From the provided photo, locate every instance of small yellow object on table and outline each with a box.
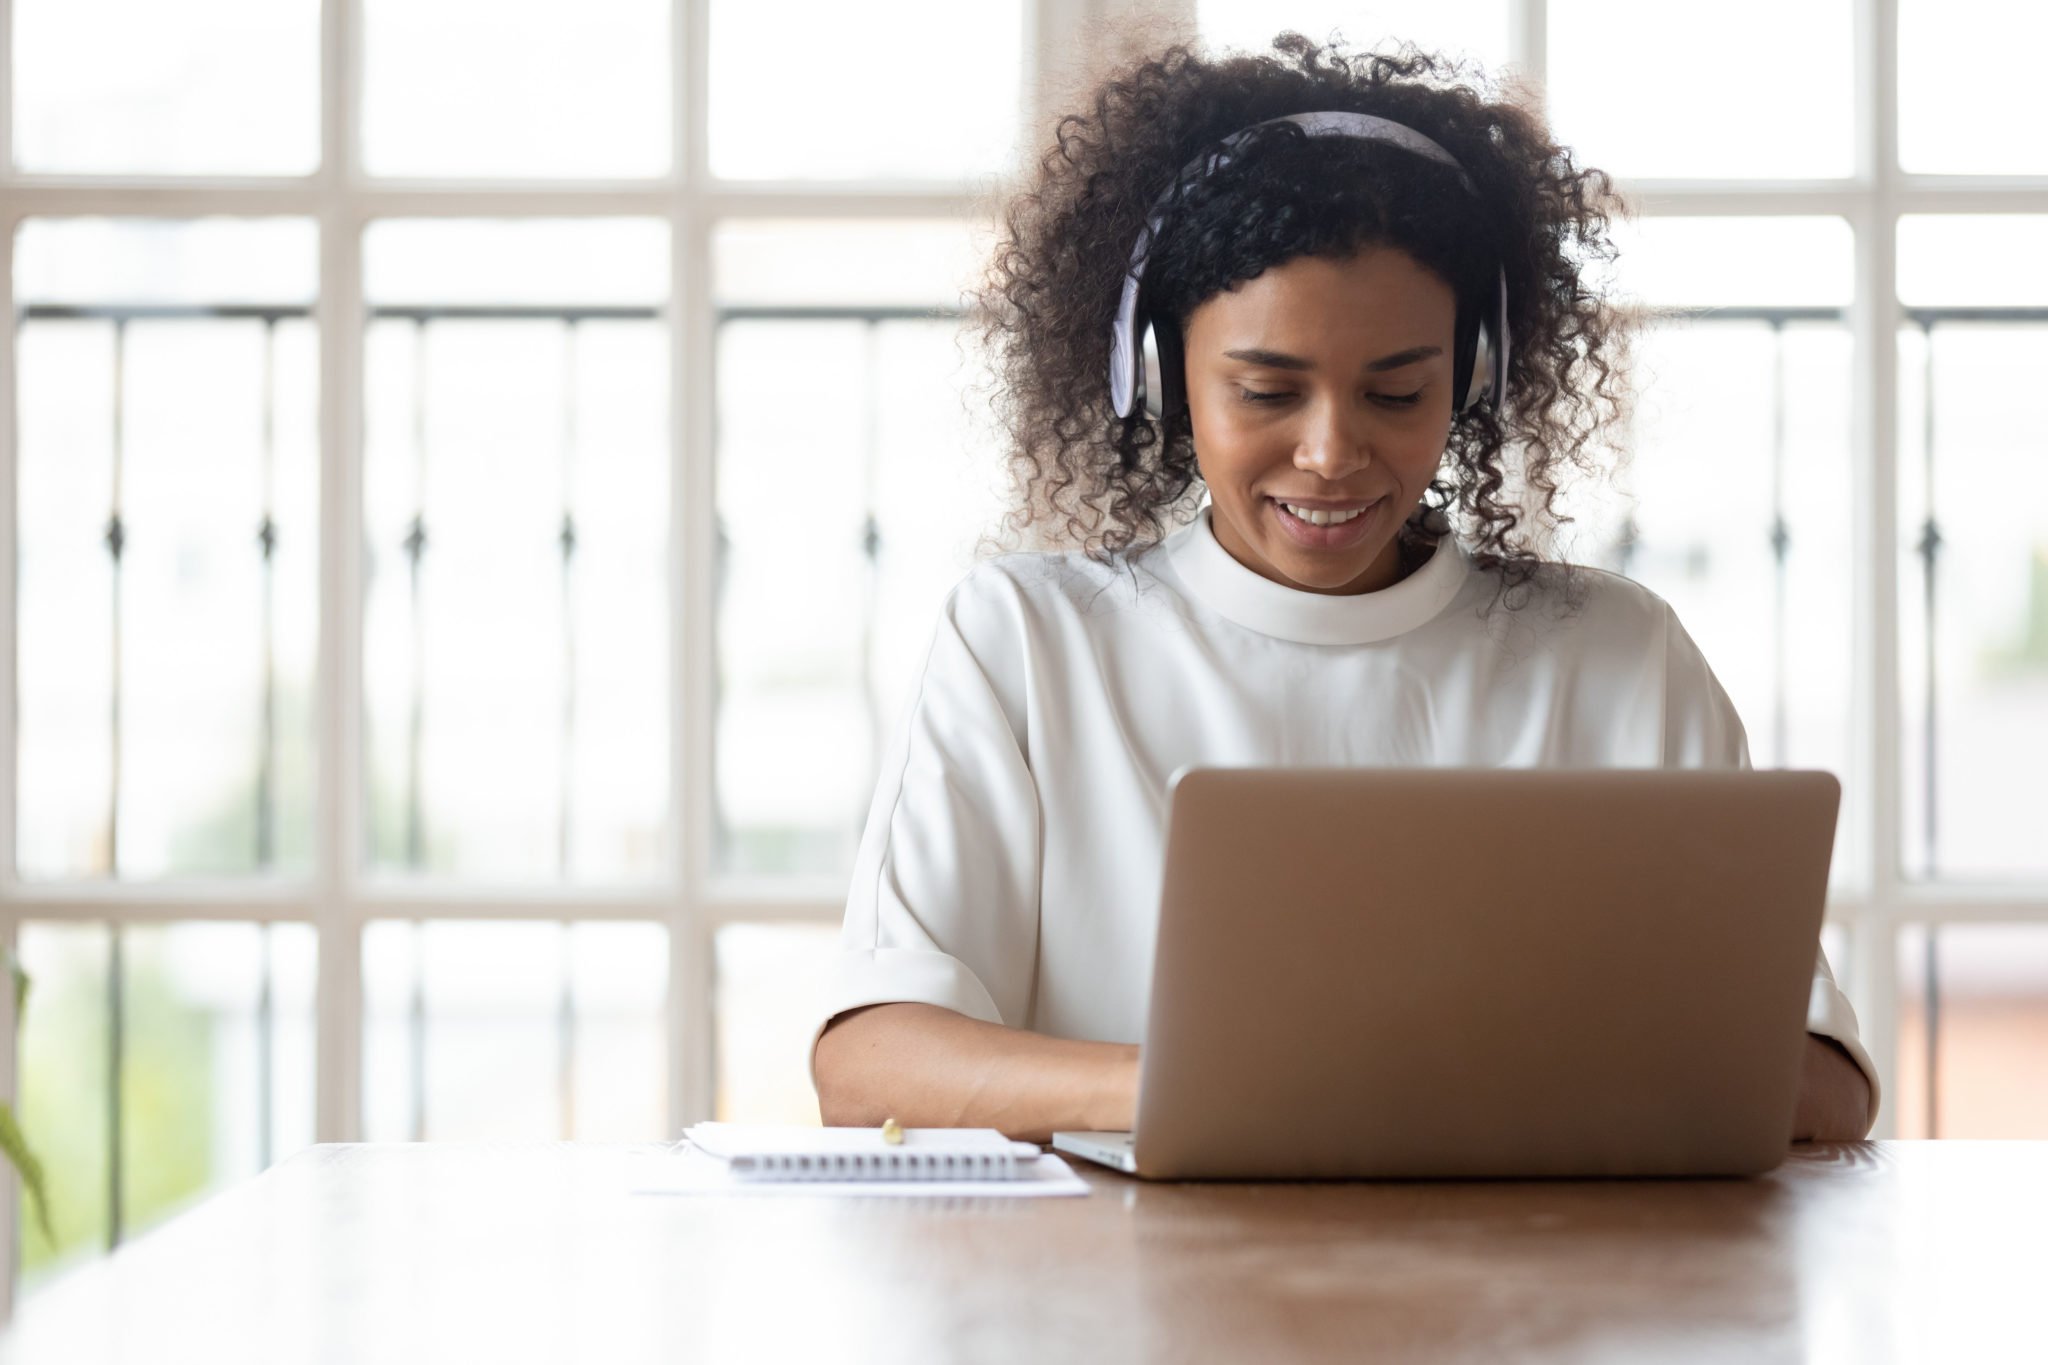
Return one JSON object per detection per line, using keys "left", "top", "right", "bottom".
{"left": 881, "top": 1117, "right": 904, "bottom": 1145}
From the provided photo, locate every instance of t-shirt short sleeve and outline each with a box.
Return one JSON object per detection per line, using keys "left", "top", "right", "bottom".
{"left": 808, "top": 569, "right": 1042, "bottom": 1073}
{"left": 1656, "top": 599, "right": 1751, "bottom": 770}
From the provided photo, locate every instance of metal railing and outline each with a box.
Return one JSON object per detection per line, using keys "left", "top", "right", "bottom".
{"left": 1658, "top": 303, "right": 2048, "bottom": 1137}
{"left": 18, "top": 301, "right": 676, "bottom": 1232}
{"left": 15, "top": 295, "right": 2041, "bottom": 1246}
{"left": 707, "top": 303, "right": 964, "bottom": 868}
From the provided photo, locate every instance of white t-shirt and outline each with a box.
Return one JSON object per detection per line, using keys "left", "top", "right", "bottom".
{"left": 819, "top": 508, "right": 1880, "bottom": 1115}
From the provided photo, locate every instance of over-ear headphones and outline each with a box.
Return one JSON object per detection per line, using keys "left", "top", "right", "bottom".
{"left": 1108, "top": 110, "right": 1509, "bottom": 424}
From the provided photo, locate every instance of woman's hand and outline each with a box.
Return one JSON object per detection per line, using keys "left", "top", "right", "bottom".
{"left": 814, "top": 1002, "right": 1139, "bottom": 1144}
{"left": 1793, "top": 1033, "right": 1873, "bottom": 1142}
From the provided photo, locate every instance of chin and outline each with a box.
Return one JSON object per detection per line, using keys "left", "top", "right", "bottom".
{"left": 1272, "top": 547, "right": 1386, "bottom": 593}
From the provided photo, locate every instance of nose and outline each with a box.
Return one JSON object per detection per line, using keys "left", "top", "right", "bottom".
{"left": 1292, "top": 392, "right": 1374, "bottom": 481}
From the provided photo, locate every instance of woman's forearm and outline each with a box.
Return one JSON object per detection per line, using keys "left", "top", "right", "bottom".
{"left": 813, "top": 1002, "right": 1138, "bottom": 1143}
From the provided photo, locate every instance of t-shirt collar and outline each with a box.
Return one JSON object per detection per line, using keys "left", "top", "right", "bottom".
{"left": 1164, "top": 506, "right": 1470, "bottom": 645}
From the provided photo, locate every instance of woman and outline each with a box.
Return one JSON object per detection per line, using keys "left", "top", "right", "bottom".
{"left": 811, "top": 38, "right": 1878, "bottom": 1143}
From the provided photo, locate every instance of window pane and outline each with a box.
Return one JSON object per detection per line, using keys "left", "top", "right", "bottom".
{"left": 715, "top": 924, "right": 837, "bottom": 1125}
{"left": 361, "top": 921, "right": 667, "bottom": 1142}
{"left": 13, "top": 0, "right": 318, "bottom": 175}
{"left": 1898, "top": 216, "right": 2048, "bottom": 308}
{"left": 1896, "top": 333, "right": 2048, "bottom": 883}
{"left": 1570, "top": 219, "right": 1854, "bottom": 876}
{"left": 1897, "top": 216, "right": 2048, "bottom": 881}
{"left": 712, "top": 221, "right": 1004, "bottom": 880}
{"left": 1603, "top": 217, "right": 1854, "bottom": 310}
{"left": 1548, "top": 0, "right": 1853, "bottom": 179}
{"left": 709, "top": 0, "right": 1022, "bottom": 180}
{"left": 1895, "top": 925, "right": 2048, "bottom": 1138}
{"left": 15, "top": 219, "right": 318, "bottom": 880}
{"left": 1900, "top": 1, "right": 2048, "bottom": 174}
{"left": 1198, "top": 0, "right": 1509, "bottom": 68}
{"left": 714, "top": 220, "right": 985, "bottom": 308}
{"left": 361, "top": 0, "right": 670, "bottom": 178}
{"left": 362, "top": 222, "right": 668, "bottom": 882}
{"left": 18, "top": 921, "right": 317, "bottom": 1294}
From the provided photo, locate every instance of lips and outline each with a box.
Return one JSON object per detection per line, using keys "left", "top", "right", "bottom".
{"left": 1268, "top": 494, "right": 1385, "bottom": 551}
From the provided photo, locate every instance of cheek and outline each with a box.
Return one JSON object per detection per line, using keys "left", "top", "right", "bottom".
{"left": 1388, "top": 417, "right": 1455, "bottom": 477}
{"left": 1187, "top": 404, "right": 1288, "bottom": 488}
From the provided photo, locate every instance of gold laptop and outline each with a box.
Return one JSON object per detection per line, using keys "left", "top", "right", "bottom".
{"left": 1054, "top": 768, "right": 1839, "bottom": 1180}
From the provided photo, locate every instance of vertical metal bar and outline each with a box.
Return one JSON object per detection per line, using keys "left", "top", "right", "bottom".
{"left": 106, "top": 923, "right": 124, "bottom": 1250}
{"left": 559, "top": 320, "right": 578, "bottom": 881}
{"left": 1917, "top": 318, "right": 1941, "bottom": 1138}
{"left": 558, "top": 323, "right": 579, "bottom": 1140}
{"left": 106, "top": 319, "right": 127, "bottom": 878}
{"left": 408, "top": 920, "right": 426, "bottom": 1142}
{"left": 258, "top": 317, "right": 279, "bottom": 871}
{"left": 558, "top": 921, "right": 575, "bottom": 1140}
{"left": 1923, "top": 925, "right": 1940, "bottom": 1137}
{"left": 403, "top": 320, "right": 429, "bottom": 1142}
{"left": 1768, "top": 318, "right": 1791, "bottom": 769}
{"left": 859, "top": 320, "right": 883, "bottom": 817}
{"left": 404, "top": 319, "right": 428, "bottom": 875}
{"left": 257, "top": 922, "right": 275, "bottom": 1169}
{"left": 1917, "top": 320, "right": 1939, "bottom": 880}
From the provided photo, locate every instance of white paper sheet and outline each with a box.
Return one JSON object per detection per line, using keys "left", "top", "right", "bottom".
{"left": 630, "top": 1144, "right": 1091, "bottom": 1198}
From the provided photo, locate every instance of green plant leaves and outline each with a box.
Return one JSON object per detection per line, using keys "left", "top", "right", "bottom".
{"left": 0, "top": 1103, "right": 51, "bottom": 1245}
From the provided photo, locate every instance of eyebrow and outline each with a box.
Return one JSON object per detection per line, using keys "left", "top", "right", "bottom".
{"left": 1223, "top": 344, "right": 1444, "bottom": 373}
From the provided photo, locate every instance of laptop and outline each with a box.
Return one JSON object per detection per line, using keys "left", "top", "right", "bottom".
{"left": 1054, "top": 767, "right": 1839, "bottom": 1180}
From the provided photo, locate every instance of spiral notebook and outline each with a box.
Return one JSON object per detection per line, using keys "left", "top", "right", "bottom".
{"left": 685, "top": 1122, "right": 1046, "bottom": 1182}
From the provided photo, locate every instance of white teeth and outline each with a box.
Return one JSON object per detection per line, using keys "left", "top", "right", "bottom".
{"left": 1281, "top": 502, "right": 1364, "bottom": 526}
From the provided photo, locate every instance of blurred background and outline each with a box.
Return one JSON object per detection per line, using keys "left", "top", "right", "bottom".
{"left": 4, "top": 0, "right": 2045, "bottom": 1309}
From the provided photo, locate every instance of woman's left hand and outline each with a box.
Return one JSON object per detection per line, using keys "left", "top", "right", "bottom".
{"left": 1792, "top": 1033, "right": 1873, "bottom": 1141}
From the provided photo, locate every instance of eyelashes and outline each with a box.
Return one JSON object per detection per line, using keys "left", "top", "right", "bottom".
{"left": 1233, "top": 388, "right": 1426, "bottom": 407}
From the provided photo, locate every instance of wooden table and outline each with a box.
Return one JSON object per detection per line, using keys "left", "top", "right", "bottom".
{"left": 4, "top": 1141, "right": 2044, "bottom": 1363}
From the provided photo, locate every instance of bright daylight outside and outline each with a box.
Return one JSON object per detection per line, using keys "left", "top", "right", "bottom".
{"left": 4, "top": 0, "right": 2046, "bottom": 1319}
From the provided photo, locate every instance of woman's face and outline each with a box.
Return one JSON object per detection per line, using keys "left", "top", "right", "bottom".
{"left": 1180, "top": 248, "right": 1459, "bottom": 595}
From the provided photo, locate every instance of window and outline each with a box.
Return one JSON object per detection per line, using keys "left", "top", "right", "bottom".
{"left": 9, "top": 0, "right": 2048, "bottom": 1309}
{"left": 2, "top": 0, "right": 1028, "bottom": 1308}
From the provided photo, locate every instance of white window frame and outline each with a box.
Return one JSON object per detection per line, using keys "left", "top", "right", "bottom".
{"left": 2, "top": 0, "right": 2046, "bottom": 1312}
{"left": 0, "top": 0, "right": 1162, "bottom": 1311}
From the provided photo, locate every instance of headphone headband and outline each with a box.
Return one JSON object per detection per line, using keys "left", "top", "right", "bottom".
{"left": 1108, "top": 110, "right": 1509, "bottom": 421}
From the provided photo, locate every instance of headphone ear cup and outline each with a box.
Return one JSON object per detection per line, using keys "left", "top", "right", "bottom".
{"left": 1140, "top": 321, "right": 1166, "bottom": 421}
{"left": 1462, "top": 323, "right": 1494, "bottom": 412}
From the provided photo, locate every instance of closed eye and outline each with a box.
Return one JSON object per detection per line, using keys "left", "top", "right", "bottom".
{"left": 1374, "top": 390, "right": 1425, "bottom": 406}
{"left": 1237, "top": 388, "right": 1292, "bottom": 405}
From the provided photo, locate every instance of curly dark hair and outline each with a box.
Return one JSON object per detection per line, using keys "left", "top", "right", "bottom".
{"left": 976, "top": 35, "right": 1629, "bottom": 591}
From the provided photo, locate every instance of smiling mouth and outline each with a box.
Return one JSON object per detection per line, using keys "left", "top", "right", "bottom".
{"left": 1275, "top": 500, "right": 1369, "bottom": 527}
{"left": 1266, "top": 495, "right": 1388, "bottom": 550}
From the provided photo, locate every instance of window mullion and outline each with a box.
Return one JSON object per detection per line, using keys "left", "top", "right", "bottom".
{"left": 1510, "top": 0, "right": 1548, "bottom": 92}
{"left": 314, "top": 0, "right": 367, "bottom": 1144}
{"left": 0, "top": 167, "right": 20, "bottom": 1320}
{"left": 670, "top": 0, "right": 716, "bottom": 1132}
{"left": 1847, "top": 0, "right": 1904, "bottom": 1137}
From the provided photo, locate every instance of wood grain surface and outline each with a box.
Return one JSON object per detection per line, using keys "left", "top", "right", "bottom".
{"left": 3, "top": 1141, "right": 2043, "bottom": 1363}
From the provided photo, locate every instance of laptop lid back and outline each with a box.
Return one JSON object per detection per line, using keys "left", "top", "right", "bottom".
{"left": 1133, "top": 768, "right": 1839, "bottom": 1179}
